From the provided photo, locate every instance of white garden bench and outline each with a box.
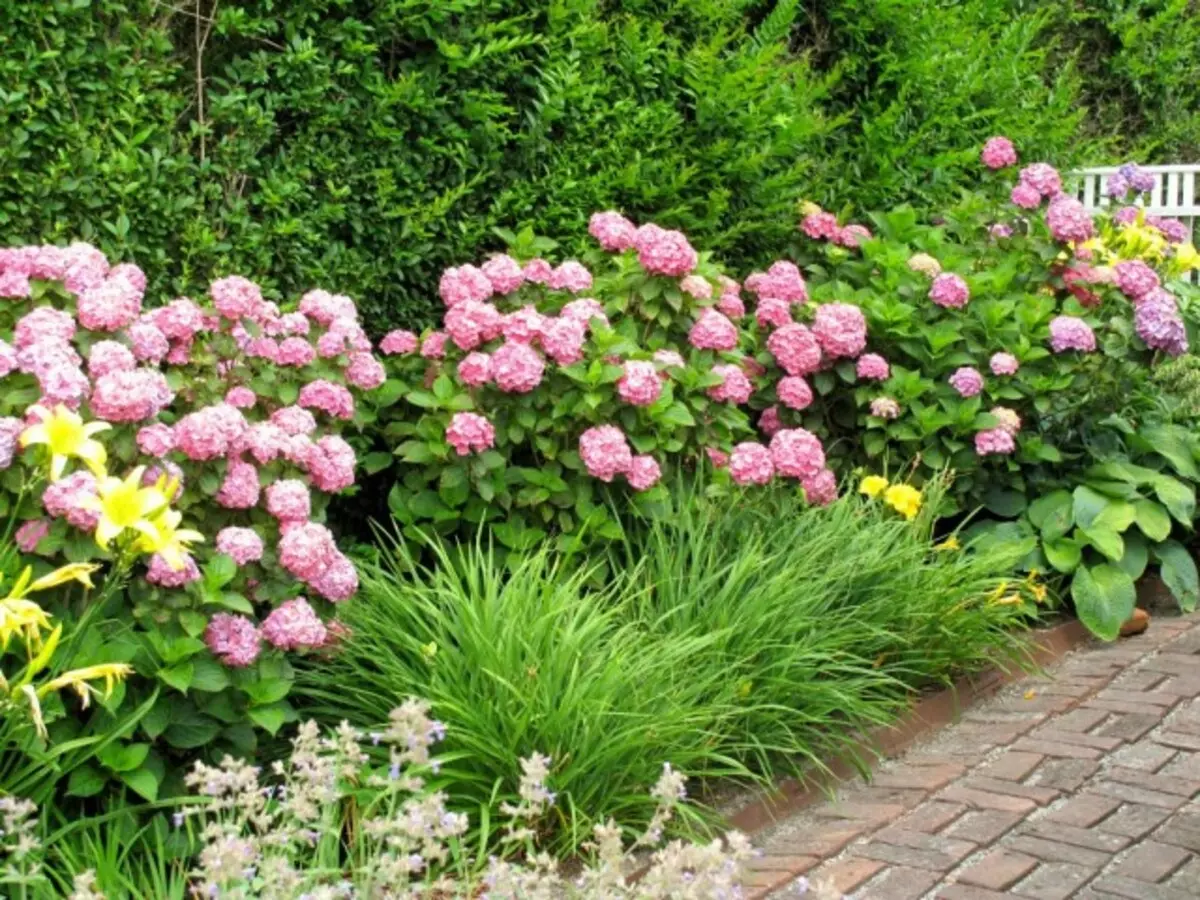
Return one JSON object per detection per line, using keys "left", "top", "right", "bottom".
{"left": 1073, "top": 164, "right": 1199, "bottom": 245}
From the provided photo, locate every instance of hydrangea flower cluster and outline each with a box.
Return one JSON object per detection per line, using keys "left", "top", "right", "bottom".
{"left": 1049, "top": 316, "right": 1097, "bottom": 354}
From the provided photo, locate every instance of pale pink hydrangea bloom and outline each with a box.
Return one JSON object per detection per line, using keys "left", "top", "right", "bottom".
{"left": 1010, "top": 182, "right": 1042, "bottom": 209}
{"left": 1113, "top": 260, "right": 1160, "bottom": 300}
{"left": 716, "top": 292, "right": 746, "bottom": 318}
{"left": 379, "top": 329, "right": 419, "bottom": 355}
{"left": 750, "top": 261, "right": 808, "bottom": 304}
{"left": 446, "top": 412, "right": 495, "bottom": 456}
{"left": 298, "top": 380, "right": 355, "bottom": 420}
{"left": 15, "top": 519, "right": 49, "bottom": 553}
{"left": 146, "top": 553, "right": 201, "bottom": 587}
{"left": 1049, "top": 316, "right": 1097, "bottom": 353}
{"left": 729, "top": 442, "right": 774, "bottom": 485}
{"left": 87, "top": 341, "right": 136, "bottom": 379}
{"left": 225, "top": 386, "right": 257, "bottom": 409}
{"left": 767, "top": 323, "right": 822, "bottom": 376}
{"left": 216, "top": 460, "right": 261, "bottom": 510}
{"left": 457, "top": 352, "right": 493, "bottom": 387}
{"left": 758, "top": 405, "right": 782, "bottom": 436}
{"left": 949, "top": 367, "right": 984, "bottom": 398}
{"left": 234, "top": 422, "right": 286, "bottom": 465}
{"left": 588, "top": 211, "right": 638, "bottom": 251}
{"left": 345, "top": 351, "right": 386, "bottom": 390}
{"left": 77, "top": 278, "right": 142, "bottom": 331}
{"left": 1046, "top": 195, "right": 1095, "bottom": 243}
{"left": 501, "top": 306, "right": 546, "bottom": 343}
{"left": 276, "top": 336, "right": 316, "bottom": 367}
{"left": 539, "top": 317, "right": 587, "bottom": 366}
{"left": 706, "top": 447, "right": 729, "bottom": 469}
{"left": 216, "top": 527, "right": 265, "bottom": 565}
{"left": 835, "top": 224, "right": 872, "bottom": 248}
{"left": 151, "top": 298, "right": 206, "bottom": 341}
{"left": 803, "top": 468, "right": 838, "bottom": 506}
{"left": 579, "top": 425, "right": 633, "bottom": 482}
{"left": 279, "top": 522, "right": 339, "bottom": 582}
{"left": 310, "top": 554, "right": 359, "bottom": 602}
{"left": 930, "top": 273, "right": 969, "bottom": 308}
{"left": 523, "top": 258, "right": 553, "bottom": 284}
{"left": 90, "top": 369, "right": 174, "bottom": 422}
{"left": 907, "top": 253, "right": 942, "bottom": 277}
{"left": 871, "top": 397, "right": 900, "bottom": 419}
{"left": 1149, "top": 216, "right": 1190, "bottom": 244}
{"left": 626, "top": 455, "right": 662, "bottom": 492}
{"left": 16, "top": 338, "right": 80, "bottom": 378}
{"left": 989, "top": 352, "right": 1020, "bottom": 376}
{"left": 990, "top": 406, "right": 1021, "bottom": 435}
{"left": 262, "top": 598, "right": 327, "bottom": 651}
{"left": 680, "top": 275, "right": 712, "bottom": 300}
{"left": 438, "top": 265, "right": 493, "bottom": 308}
{"left": 15, "top": 307, "right": 75, "bottom": 349}
{"left": 777, "top": 375, "right": 813, "bottom": 410}
{"left": 0, "top": 271, "right": 31, "bottom": 298}
{"left": 560, "top": 298, "right": 608, "bottom": 329}
{"left": 975, "top": 428, "right": 1016, "bottom": 456}
{"left": 769, "top": 428, "right": 825, "bottom": 480}
{"left": 653, "top": 349, "right": 685, "bottom": 374}
{"left": 1135, "top": 291, "right": 1188, "bottom": 356}
{"left": 420, "top": 331, "right": 448, "bottom": 360}
{"left": 445, "top": 299, "right": 503, "bottom": 351}
{"left": 617, "top": 361, "right": 662, "bottom": 407}
{"left": 492, "top": 341, "right": 546, "bottom": 393}
{"left": 549, "top": 261, "right": 593, "bottom": 293}
{"left": 708, "top": 364, "right": 753, "bottom": 404}
{"left": 210, "top": 275, "right": 265, "bottom": 321}
{"left": 38, "top": 364, "right": 91, "bottom": 409}
{"left": 980, "top": 136, "right": 1018, "bottom": 169}
{"left": 634, "top": 224, "right": 698, "bottom": 276}
{"left": 136, "top": 423, "right": 176, "bottom": 457}
{"left": 0, "top": 341, "right": 17, "bottom": 378}
{"left": 299, "top": 289, "right": 358, "bottom": 326}
{"left": 688, "top": 308, "right": 738, "bottom": 351}
{"left": 271, "top": 405, "right": 317, "bottom": 436}
{"left": 801, "top": 211, "right": 839, "bottom": 240}
{"left": 481, "top": 254, "right": 526, "bottom": 294}
{"left": 205, "top": 614, "right": 262, "bottom": 667}
{"left": 304, "top": 435, "right": 357, "bottom": 492}
{"left": 109, "top": 263, "right": 147, "bottom": 294}
{"left": 42, "top": 471, "right": 99, "bottom": 530}
{"left": 856, "top": 353, "right": 889, "bottom": 381}
{"left": 1019, "top": 163, "right": 1062, "bottom": 197}
{"left": 174, "top": 404, "right": 247, "bottom": 460}
{"left": 61, "top": 242, "right": 109, "bottom": 295}
{"left": 755, "top": 297, "right": 793, "bottom": 329}
{"left": 990, "top": 223, "right": 1014, "bottom": 239}
{"left": 125, "top": 320, "right": 170, "bottom": 364}
{"left": 244, "top": 336, "right": 279, "bottom": 363}
{"left": 266, "top": 479, "right": 312, "bottom": 523}
{"left": 812, "top": 304, "right": 867, "bottom": 359}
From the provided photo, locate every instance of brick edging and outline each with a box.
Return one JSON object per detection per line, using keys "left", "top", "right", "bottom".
{"left": 726, "top": 619, "right": 1092, "bottom": 835}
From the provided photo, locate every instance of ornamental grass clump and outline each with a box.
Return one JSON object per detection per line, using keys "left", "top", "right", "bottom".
{"left": 0, "top": 243, "right": 381, "bottom": 787}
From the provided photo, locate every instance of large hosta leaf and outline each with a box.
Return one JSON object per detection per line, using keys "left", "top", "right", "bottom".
{"left": 1154, "top": 540, "right": 1199, "bottom": 613}
{"left": 1071, "top": 563, "right": 1136, "bottom": 642}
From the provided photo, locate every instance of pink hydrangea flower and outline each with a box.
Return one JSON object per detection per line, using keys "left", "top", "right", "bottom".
{"left": 777, "top": 375, "right": 813, "bottom": 410}
{"left": 1113, "top": 260, "right": 1160, "bottom": 300}
{"left": 539, "top": 317, "right": 588, "bottom": 366}
{"left": 975, "top": 428, "right": 1016, "bottom": 456}
{"left": 907, "top": 254, "right": 942, "bottom": 278}
{"left": 439, "top": 264, "right": 493, "bottom": 307}
{"left": 811, "top": 304, "right": 867, "bottom": 359}
{"left": 990, "top": 406, "right": 1022, "bottom": 435}
{"left": 579, "top": 425, "right": 633, "bottom": 482}
{"left": 981, "top": 137, "right": 1018, "bottom": 169}
{"left": 277, "top": 337, "right": 317, "bottom": 367}
{"left": 481, "top": 254, "right": 525, "bottom": 294}
{"left": 298, "top": 289, "right": 358, "bottom": 326}
{"left": 1049, "top": 316, "right": 1096, "bottom": 353}
{"left": 729, "top": 442, "right": 774, "bottom": 485}
{"left": 174, "top": 404, "right": 247, "bottom": 460}
{"left": 262, "top": 598, "right": 327, "bottom": 651}
{"left": 210, "top": 275, "right": 265, "bottom": 321}
{"left": 107, "top": 262, "right": 146, "bottom": 293}
{"left": 870, "top": 397, "right": 900, "bottom": 420}
{"left": 617, "top": 361, "right": 662, "bottom": 407}
{"left": 1010, "top": 182, "right": 1042, "bottom": 209}
{"left": 266, "top": 479, "right": 312, "bottom": 523}
{"left": 1046, "top": 195, "right": 1095, "bottom": 243}
{"left": 767, "top": 323, "right": 822, "bottom": 376}
{"left": 1149, "top": 216, "right": 1190, "bottom": 244}
{"left": 492, "top": 341, "right": 546, "bottom": 393}
{"left": 634, "top": 224, "right": 698, "bottom": 276}
{"left": 271, "top": 405, "right": 317, "bottom": 436}
{"left": 446, "top": 412, "right": 495, "bottom": 456}
{"left": 345, "top": 352, "right": 386, "bottom": 390}
{"left": 298, "top": 380, "right": 355, "bottom": 420}
{"left": 717, "top": 291, "right": 746, "bottom": 318}
{"left": 216, "top": 527, "right": 266, "bottom": 565}
{"left": 1019, "top": 163, "right": 1062, "bottom": 198}
{"left": 90, "top": 369, "right": 174, "bottom": 423}
{"left": 1135, "top": 291, "right": 1188, "bottom": 356}
{"left": 680, "top": 275, "right": 712, "bottom": 300}
{"left": 626, "top": 455, "right": 662, "bottom": 492}
{"left": 708, "top": 364, "right": 753, "bottom": 404}
{"left": 235, "top": 422, "right": 286, "bottom": 466}
{"left": 769, "top": 428, "right": 825, "bottom": 480}
{"left": 588, "top": 211, "right": 638, "bottom": 251}
{"left": 78, "top": 278, "right": 142, "bottom": 331}
{"left": 653, "top": 349, "right": 686, "bottom": 373}
{"left": 304, "top": 435, "right": 357, "bottom": 492}
{"left": 205, "top": 614, "right": 262, "bottom": 667}
{"left": 989, "top": 352, "right": 1019, "bottom": 376}
{"left": 61, "top": 242, "right": 109, "bottom": 295}
{"left": 706, "top": 447, "right": 730, "bottom": 469}
{"left": 930, "top": 273, "right": 969, "bottom": 309}
{"left": 501, "top": 306, "right": 546, "bottom": 344}
{"left": 379, "top": 329, "right": 419, "bottom": 355}
{"left": 151, "top": 298, "right": 206, "bottom": 341}
{"left": 310, "top": 554, "right": 359, "bottom": 602}
{"left": 755, "top": 297, "right": 793, "bottom": 329}
{"left": 457, "top": 352, "right": 493, "bottom": 387}
{"left": 834, "top": 225, "right": 871, "bottom": 248}
{"left": 990, "top": 223, "right": 1014, "bottom": 239}
{"left": 136, "top": 423, "right": 176, "bottom": 457}
{"left": 759, "top": 405, "right": 782, "bottom": 436}
{"left": 216, "top": 459, "right": 261, "bottom": 510}
{"left": 750, "top": 261, "right": 808, "bottom": 304}
{"left": 225, "top": 386, "right": 257, "bottom": 409}
{"left": 444, "top": 300, "right": 502, "bottom": 351}
{"left": 420, "top": 331, "right": 448, "bottom": 359}
{"left": 801, "top": 211, "right": 839, "bottom": 240}
{"left": 948, "top": 367, "right": 984, "bottom": 398}
{"left": 856, "top": 353, "right": 889, "bottom": 381}
{"left": 15, "top": 519, "right": 50, "bottom": 553}
{"left": 549, "top": 261, "right": 593, "bottom": 293}
{"left": 279, "top": 522, "right": 339, "bottom": 582}
{"left": 523, "top": 258, "right": 553, "bottom": 284}
{"left": 146, "top": 553, "right": 201, "bottom": 588}
{"left": 42, "top": 471, "right": 99, "bottom": 530}
{"left": 15, "top": 307, "right": 75, "bottom": 349}
{"left": 126, "top": 320, "right": 170, "bottom": 364}
{"left": 688, "top": 309, "right": 738, "bottom": 351}
{"left": 560, "top": 298, "right": 608, "bottom": 329}
{"left": 0, "top": 271, "right": 31, "bottom": 298}
{"left": 87, "top": 341, "right": 136, "bottom": 379}
{"left": 802, "top": 468, "right": 838, "bottom": 506}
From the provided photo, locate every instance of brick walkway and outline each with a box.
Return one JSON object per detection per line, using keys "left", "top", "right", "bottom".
{"left": 743, "top": 614, "right": 1200, "bottom": 899}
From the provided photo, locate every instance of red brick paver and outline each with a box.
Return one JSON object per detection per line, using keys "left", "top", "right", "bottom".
{"left": 739, "top": 614, "right": 1200, "bottom": 899}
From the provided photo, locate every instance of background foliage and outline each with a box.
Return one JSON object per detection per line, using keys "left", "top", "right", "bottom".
{"left": 1, "top": 0, "right": 1196, "bottom": 332}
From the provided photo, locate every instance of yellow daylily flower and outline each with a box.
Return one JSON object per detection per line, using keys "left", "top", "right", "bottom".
{"left": 883, "top": 484, "right": 922, "bottom": 520}
{"left": 0, "top": 598, "right": 52, "bottom": 650}
{"left": 858, "top": 475, "right": 889, "bottom": 499}
{"left": 79, "top": 466, "right": 169, "bottom": 551}
{"left": 28, "top": 562, "right": 100, "bottom": 594}
{"left": 934, "top": 535, "right": 961, "bottom": 552}
{"left": 136, "top": 507, "right": 203, "bottom": 570}
{"left": 1029, "top": 582, "right": 1048, "bottom": 603}
{"left": 38, "top": 662, "right": 133, "bottom": 709}
{"left": 19, "top": 405, "right": 110, "bottom": 481}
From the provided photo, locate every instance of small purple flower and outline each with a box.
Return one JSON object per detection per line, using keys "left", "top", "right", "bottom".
{"left": 1048, "top": 316, "right": 1096, "bottom": 354}
{"left": 948, "top": 367, "right": 984, "bottom": 398}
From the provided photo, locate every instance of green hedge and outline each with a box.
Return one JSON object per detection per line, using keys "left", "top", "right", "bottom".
{"left": 1, "top": 1, "right": 1195, "bottom": 333}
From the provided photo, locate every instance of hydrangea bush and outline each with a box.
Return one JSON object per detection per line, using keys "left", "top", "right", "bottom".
{"left": 0, "top": 245, "right": 379, "bottom": 795}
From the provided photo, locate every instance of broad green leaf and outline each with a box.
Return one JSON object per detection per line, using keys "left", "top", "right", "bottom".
{"left": 1141, "top": 425, "right": 1200, "bottom": 480}
{"left": 119, "top": 767, "right": 160, "bottom": 802}
{"left": 190, "top": 657, "right": 232, "bottom": 693}
{"left": 1092, "top": 500, "right": 1136, "bottom": 533}
{"left": 67, "top": 764, "right": 107, "bottom": 798}
{"left": 1072, "top": 485, "right": 1111, "bottom": 529}
{"left": 1080, "top": 526, "right": 1124, "bottom": 562}
{"left": 983, "top": 488, "right": 1026, "bottom": 518}
{"left": 1071, "top": 564, "right": 1136, "bottom": 641}
{"left": 1154, "top": 539, "right": 1200, "bottom": 612}
{"left": 1116, "top": 529, "right": 1149, "bottom": 581}
{"left": 1028, "top": 489, "right": 1073, "bottom": 538}
{"left": 1134, "top": 499, "right": 1173, "bottom": 542}
{"left": 164, "top": 718, "right": 221, "bottom": 749}
{"left": 98, "top": 742, "right": 149, "bottom": 773}
{"left": 248, "top": 702, "right": 290, "bottom": 736}
{"left": 1043, "top": 537, "right": 1081, "bottom": 574}
{"left": 1152, "top": 475, "right": 1196, "bottom": 525}
{"left": 157, "top": 661, "right": 193, "bottom": 694}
